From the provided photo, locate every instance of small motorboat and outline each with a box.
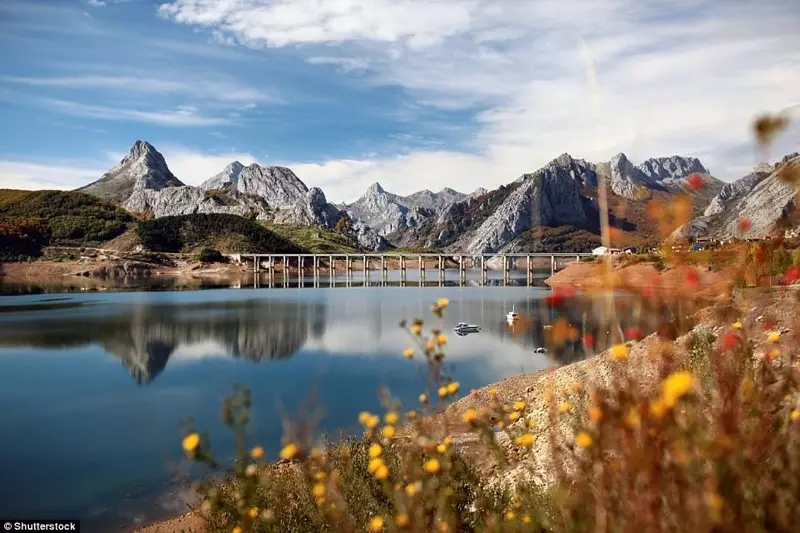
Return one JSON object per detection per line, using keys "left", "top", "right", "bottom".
{"left": 534, "top": 347, "right": 548, "bottom": 354}
{"left": 453, "top": 322, "right": 481, "bottom": 335}
{"left": 506, "top": 305, "right": 519, "bottom": 322}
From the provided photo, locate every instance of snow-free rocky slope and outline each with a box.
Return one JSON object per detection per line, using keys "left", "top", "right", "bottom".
{"left": 76, "top": 140, "right": 183, "bottom": 203}
{"left": 340, "top": 184, "right": 488, "bottom": 237}
{"left": 675, "top": 153, "right": 800, "bottom": 240}
{"left": 80, "top": 141, "right": 388, "bottom": 251}
{"left": 387, "top": 153, "right": 723, "bottom": 253}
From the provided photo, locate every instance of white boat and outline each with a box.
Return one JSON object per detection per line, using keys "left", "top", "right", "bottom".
{"left": 453, "top": 322, "right": 481, "bottom": 335}
{"left": 506, "top": 305, "right": 518, "bottom": 322}
{"left": 534, "top": 347, "right": 548, "bottom": 354}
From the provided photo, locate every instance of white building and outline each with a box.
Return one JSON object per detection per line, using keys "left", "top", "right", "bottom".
{"left": 592, "top": 246, "right": 624, "bottom": 256}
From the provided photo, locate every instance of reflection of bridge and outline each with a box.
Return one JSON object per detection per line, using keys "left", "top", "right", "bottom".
{"left": 226, "top": 253, "right": 592, "bottom": 286}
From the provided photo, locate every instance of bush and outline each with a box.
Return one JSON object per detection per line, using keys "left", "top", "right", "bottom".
{"left": 198, "top": 248, "right": 227, "bottom": 264}
{"left": 137, "top": 213, "right": 306, "bottom": 254}
{"left": 178, "top": 288, "right": 800, "bottom": 533}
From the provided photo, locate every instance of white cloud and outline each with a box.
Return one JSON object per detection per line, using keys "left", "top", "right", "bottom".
{"left": 0, "top": 160, "right": 107, "bottom": 190}
{"left": 159, "top": 146, "right": 260, "bottom": 184}
{"left": 3, "top": 74, "right": 273, "bottom": 105}
{"left": 158, "top": 0, "right": 800, "bottom": 200}
{"left": 306, "top": 56, "right": 370, "bottom": 72}
{"left": 39, "top": 98, "right": 231, "bottom": 126}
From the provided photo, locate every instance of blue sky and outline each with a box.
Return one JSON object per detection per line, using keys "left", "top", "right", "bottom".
{"left": 0, "top": 0, "right": 798, "bottom": 202}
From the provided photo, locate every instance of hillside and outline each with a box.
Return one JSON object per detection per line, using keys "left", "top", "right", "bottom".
{"left": 266, "top": 224, "right": 358, "bottom": 254}
{"left": 0, "top": 189, "right": 133, "bottom": 259}
{"left": 136, "top": 213, "right": 307, "bottom": 254}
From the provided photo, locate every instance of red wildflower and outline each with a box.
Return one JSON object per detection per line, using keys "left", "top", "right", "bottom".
{"left": 737, "top": 218, "right": 752, "bottom": 232}
{"left": 720, "top": 330, "right": 740, "bottom": 350}
{"left": 685, "top": 268, "right": 699, "bottom": 288}
{"left": 624, "top": 326, "right": 645, "bottom": 341}
{"left": 545, "top": 286, "right": 575, "bottom": 307}
{"left": 783, "top": 267, "right": 800, "bottom": 285}
{"left": 583, "top": 333, "right": 596, "bottom": 347}
{"left": 687, "top": 173, "right": 704, "bottom": 191}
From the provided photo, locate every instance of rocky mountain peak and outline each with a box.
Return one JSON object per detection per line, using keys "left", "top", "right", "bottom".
{"left": 637, "top": 155, "right": 708, "bottom": 182}
{"left": 77, "top": 140, "right": 183, "bottom": 203}
{"left": 366, "top": 182, "right": 386, "bottom": 195}
{"left": 200, "top": 160, "right": 247, "bottom": 191}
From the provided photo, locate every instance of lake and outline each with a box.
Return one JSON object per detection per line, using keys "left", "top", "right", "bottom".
{"left": 0, "top": 280, "right": 614, "bottom": 531}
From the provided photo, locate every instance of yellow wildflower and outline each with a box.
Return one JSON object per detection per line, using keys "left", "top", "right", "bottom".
{"left": 791, "top": 409, "right": 799, "bottom": 421}
{"left": 558, "top": 402, "right": 572, "bottom": 413}
{"left": 575, "top": 431, "right": 593, "bottom": 448}
{"left": 233, "top": 527, "right": 242, "bottom": 533}
{"left": 247, "top": 507, "right": 258, "bottom": 519}
{"left": 516, "top": 433, "right": 535, "bottom": 447}
{"left": 509, "top": 412, "right": 520, "bottom": 421}
{"left": 437, "top": 298, "right": 450, "bottom": 308}
{"left": 589, "top": 406, "right": 603, "bottom": 422}
{"left": 364, "top": 415, "right": 379, "bottom": 429}
{"left": 279, "top": 443, "right": 299, "bottom": 460}
{"left": 405, "top": 482, "right": 421, "bottom": 497}
{"left": 624, "top": 408, "right": 641, "bottom": 428}
{"left": 312, "top": 483, "right": 326, "bottom": 498}
{"left": 489, "top": 387, "right": 497, "bottom": 396}
{"left": 314, "top": 471, "right": 327, "bottom": 481}
{"left": 661, "top": 371, "right": 695, "bottom": 408}
{"left": 505, "top": 511, "right": 516, "bottom": 520}
{"left": 406, "top": 410, "right": 417, "bottom": 419}
{"left": 522, "top": 515, "right": 532, "bottom": 524}
{"left": 437, "top": 334, "right": 448, "bottom": 345}
{"left": 395, "top": 513, "right": 410, "bottom": 529}
{"left": 374, "top": 464, "right": 389, "bottom": 480}
{"left": 732, "top": 321, "right": 743, "bottom": 329}
{"left": 419, "top": 393, "right": 428, "bottom": 404}
{"left": 358, "top": 411, "right": 372, "bottom": 425}
{"left": 446, "top": 381, "right": 459, "bottom": 394}
{"left": 438, "top": 386, "right": 448, "bottom": 398}
{"left": 368, "top": 458, "right": 384, "bottom": 474}
{"left": 410, "top": 324, "right": 422, "bottom": 335}
{"left": 610, "top": 343, "right": 629, "bottom": 361}
{"left": 767, "top": 331, "right": 781, "bottom": 343}
{"left": 527, "top": 418, "right": 536, "bottom": 428}
{"left": 182, "top": 433, "right": 200, "bottom": 454}
{"left": 384, "top": 411, "right": 399, "bottom": 425}
{"left": 368, "top": 516, "right": 384, "bottom": 533}
{"left": 443, "top": 435, "right": 453, "bottom": 445}
{"left": 649, "top": 398, "right": 667, "bottom": 419}
{"left": 423, "top": 458, "right": 441, "bottom": 474}
{"left": 403, "top": 348, "right": 414, "bottom": 359}
{"left": 462, "top": 408, "right": 478, "bottom": 424}
{"left": 368, "top": 443, "right": 382, "bottom": 459}
{"left": 381, "top": 425, "right": 396, "bottom": 439}
{"left": 513, "top": 400, "right": 526, "bottom": 411}
{"left": 250, "top": 446, "right": 264, "bottom": 460}
{"left": 437, "top": 443, "right": 447, "bottom": 453}
{"left": 425, "top": 341, "right": 436, "bottom": 351}
{"left": 470, "top": 389, "right": 478, "bottom": 397}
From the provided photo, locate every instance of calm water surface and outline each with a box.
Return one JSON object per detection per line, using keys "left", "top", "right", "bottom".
{"left": 0, "top": 283, "right": 596, "bottom": 531}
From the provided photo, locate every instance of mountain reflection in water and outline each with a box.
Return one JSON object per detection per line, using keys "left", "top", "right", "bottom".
{"left": 0, "top": 299, "right": 326, "bottom": 384}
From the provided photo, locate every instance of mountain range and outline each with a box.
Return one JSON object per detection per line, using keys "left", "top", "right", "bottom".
{"left": 75, "top": 140, "right": 799, "bottom": 253}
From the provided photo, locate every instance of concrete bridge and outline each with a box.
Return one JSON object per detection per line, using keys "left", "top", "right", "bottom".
{"left": 225, "top": 252, "right": 592, "bottom": 286}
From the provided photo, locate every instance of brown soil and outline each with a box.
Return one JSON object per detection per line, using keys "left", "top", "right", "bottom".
{"left": 546, "top": 261, "right": 736, "bottom": 301}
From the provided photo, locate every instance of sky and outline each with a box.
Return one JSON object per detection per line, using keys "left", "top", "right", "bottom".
{"left": 0, "top": 0, "right": 798, "bottom": 203}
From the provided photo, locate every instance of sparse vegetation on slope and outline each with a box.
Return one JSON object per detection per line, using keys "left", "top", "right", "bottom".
{"left": 136, "top": 213, "right": 306, "bottom": 254}
{"left": 267, "top": 223, "right": 358, "bottom": 254}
